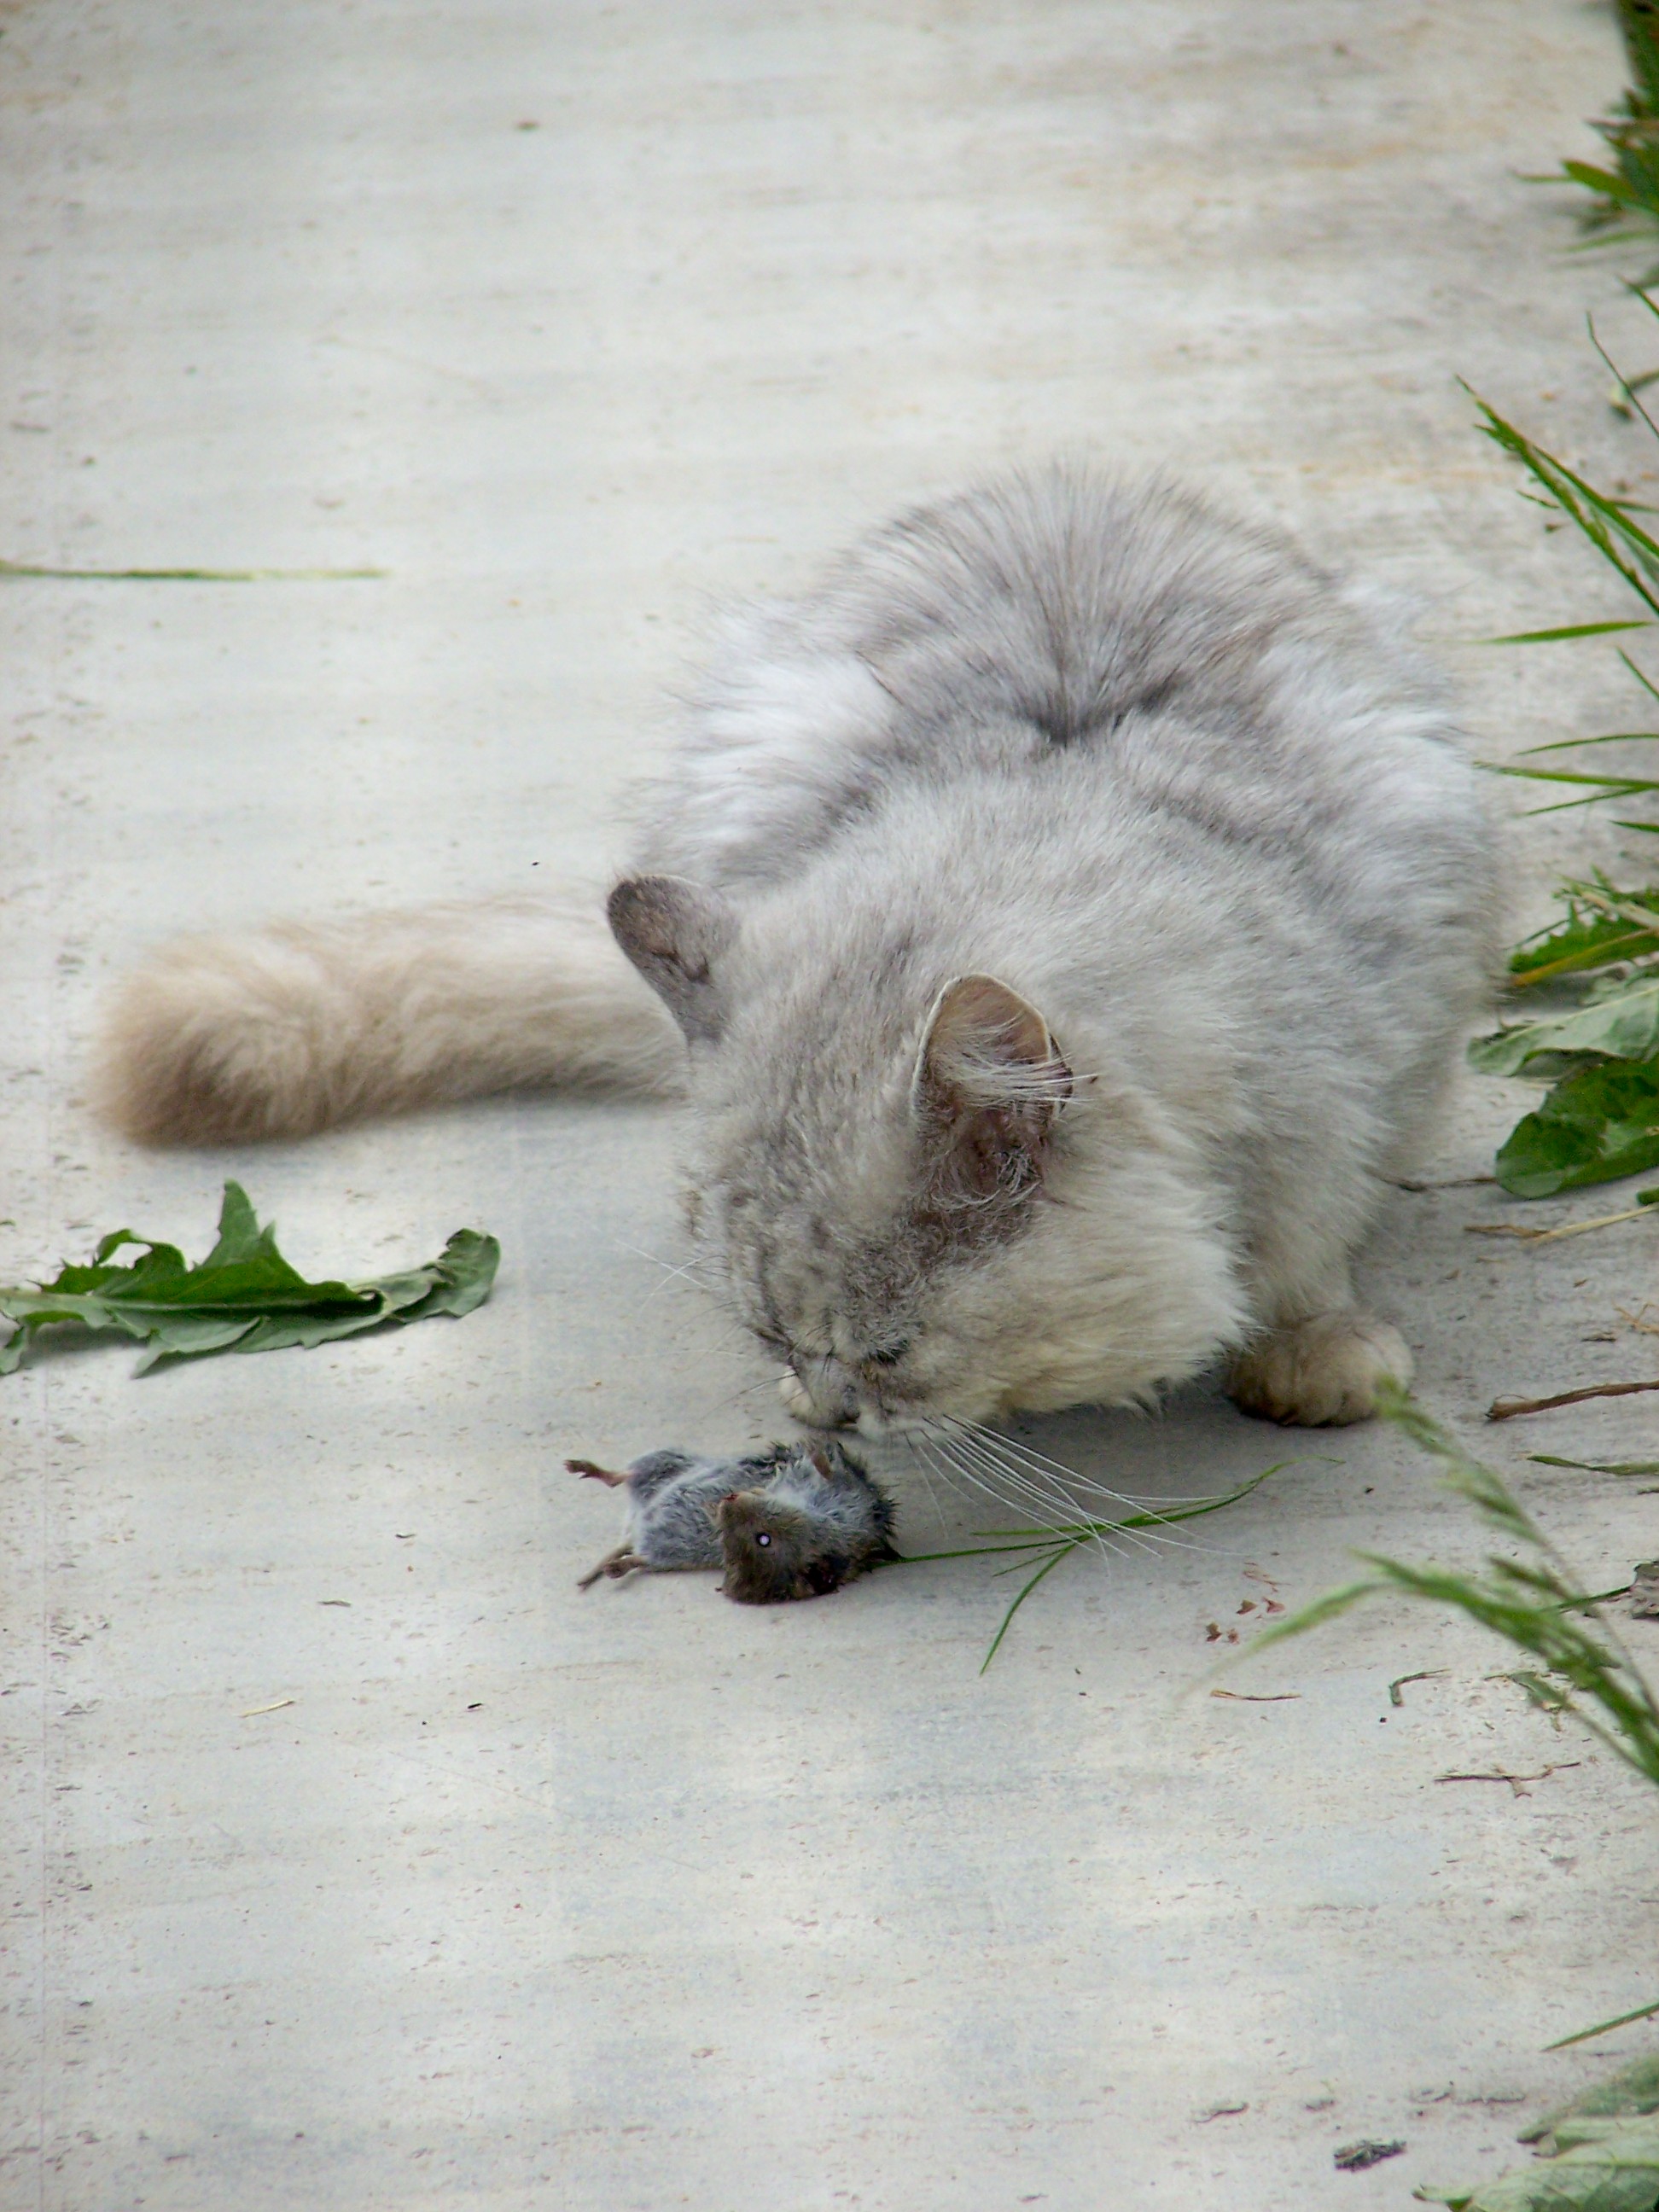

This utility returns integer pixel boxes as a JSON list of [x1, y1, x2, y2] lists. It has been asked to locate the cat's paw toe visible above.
[[1227, 1312, 1412, 1427]]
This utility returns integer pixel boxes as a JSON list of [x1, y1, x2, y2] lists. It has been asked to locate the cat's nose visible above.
[[778, 1353, 858, 1428]]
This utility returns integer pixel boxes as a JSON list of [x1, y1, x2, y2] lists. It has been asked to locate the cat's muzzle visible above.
[[778, 1353, 860, 1429]]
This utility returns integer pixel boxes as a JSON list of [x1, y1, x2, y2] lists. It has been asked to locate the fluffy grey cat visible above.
[[99, 469, 1499, 1429]]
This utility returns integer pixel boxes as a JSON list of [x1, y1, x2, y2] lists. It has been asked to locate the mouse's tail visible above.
[[95, 891, 684, 1145]]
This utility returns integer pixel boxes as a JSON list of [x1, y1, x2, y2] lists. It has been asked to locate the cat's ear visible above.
[[912, 974, 1073, 1202], [608, 875, 738, 1045]]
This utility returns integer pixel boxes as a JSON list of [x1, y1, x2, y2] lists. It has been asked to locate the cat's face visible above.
[[614, 875, 1098, 1427], [687, 1064, 1077, 1430], [690, 1066, 1245, 1431], [609, 874, 1245, 1429], [714, 1192, 1048, 1430]]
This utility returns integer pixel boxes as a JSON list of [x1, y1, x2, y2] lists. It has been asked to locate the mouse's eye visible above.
[[865, 1340, 910, 1368], [755, 1532, 771, 1547]]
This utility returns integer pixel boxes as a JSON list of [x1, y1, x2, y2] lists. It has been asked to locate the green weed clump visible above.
[[1468, 363, 1659, 1192], [1461, 3, 1659, 1196], [1537, 0, 1659, 280]]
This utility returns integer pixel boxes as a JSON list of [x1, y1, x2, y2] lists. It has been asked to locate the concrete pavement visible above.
[[3, 5, 1658, 2207]]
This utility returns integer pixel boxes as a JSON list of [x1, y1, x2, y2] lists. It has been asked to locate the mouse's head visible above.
[[713, 1488, 847, 1605]]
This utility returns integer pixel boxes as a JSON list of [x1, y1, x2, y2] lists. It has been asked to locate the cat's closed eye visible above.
[[864, 1341, 911, 1368]]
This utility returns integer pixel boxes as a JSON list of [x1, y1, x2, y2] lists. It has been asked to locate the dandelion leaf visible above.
[[1471, 981, 1659, 1075], [0, 1184, 499, 1376], [1521, 2056, 1659, 2147], [1415, 2117, 1659, 2211], [1494, 1059, 1659, 1196]]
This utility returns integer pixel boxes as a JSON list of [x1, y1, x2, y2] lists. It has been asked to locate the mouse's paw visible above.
[[1226, 1311, 1412, 1427], [576, 1545, 647, 1590]]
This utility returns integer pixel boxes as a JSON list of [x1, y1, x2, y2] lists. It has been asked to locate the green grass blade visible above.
[[1487, 763, 1659, 795], [952, 1463, 1295, 1554], [1545, 1999, 1659, 2052], [892, 1540, 1068, 1563], [0, 561, 385, 582], [899, 1463, 1292, 1667], [1516, 731, 1659, 754], [902, 1461, 1296, 1586], [1560, 156, 1651, 206], [1589, 311, 1659, 444], [1528, 1453, 1659, 1476], [1479, 620, 1655, 643], [980, 1544, 1074, 1674], [1464, 386, 1659, 614]]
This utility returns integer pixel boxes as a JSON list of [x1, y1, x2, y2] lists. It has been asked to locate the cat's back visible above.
[[806, 467, 1379, 739], [636, 468, 1440, 890]]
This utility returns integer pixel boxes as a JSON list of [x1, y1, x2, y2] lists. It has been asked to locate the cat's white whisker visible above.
[[943, 1414, 1227, 1525], [614, 1240, 717, 1306], [935, 1415, 1223, 1561], [938, 1417, 1167, 1548], [942, 1414, 1146, 1513], [921, 1423, 1127, 1557], [899, 1435, 947, 1530], [915, 1425, 1057, 1527]]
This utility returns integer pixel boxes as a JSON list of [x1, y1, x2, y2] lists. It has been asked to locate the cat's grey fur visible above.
[[98, 468, 1499, 1429]]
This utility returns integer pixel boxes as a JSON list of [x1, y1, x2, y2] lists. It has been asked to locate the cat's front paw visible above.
[[1226, 1312, 1413, 1427]]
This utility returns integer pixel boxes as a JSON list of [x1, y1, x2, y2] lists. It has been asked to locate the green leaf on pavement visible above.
[[1494, 1059, 1659, 1196], [1415, 2112, 1659, 2210], [1521, 2055, 1659, 2147], [0, 1183, 498, 1376], [1471, 981, 1659, 1074]]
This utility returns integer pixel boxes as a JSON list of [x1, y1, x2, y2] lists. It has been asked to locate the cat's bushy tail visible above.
[[95, 894, 683, 1144]]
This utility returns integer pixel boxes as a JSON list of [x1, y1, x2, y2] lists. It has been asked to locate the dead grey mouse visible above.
[[568, 1437, 898, 1604]]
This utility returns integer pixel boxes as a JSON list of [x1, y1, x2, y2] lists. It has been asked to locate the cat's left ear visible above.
[[608, 874, 738, 1045], [911, 975, 1073, 1202]]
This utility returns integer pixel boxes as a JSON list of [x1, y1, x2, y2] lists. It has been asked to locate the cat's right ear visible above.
[[912, 973, 1073, 1202], [608, 875, 739, 1045]]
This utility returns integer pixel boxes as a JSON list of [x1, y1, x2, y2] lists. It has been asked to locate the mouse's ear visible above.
[[608, 875, 739, 1045], [806, 1443, 835, 1481], [911, 974, 1073, 1202], [705, 1489, 740, 1527]]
